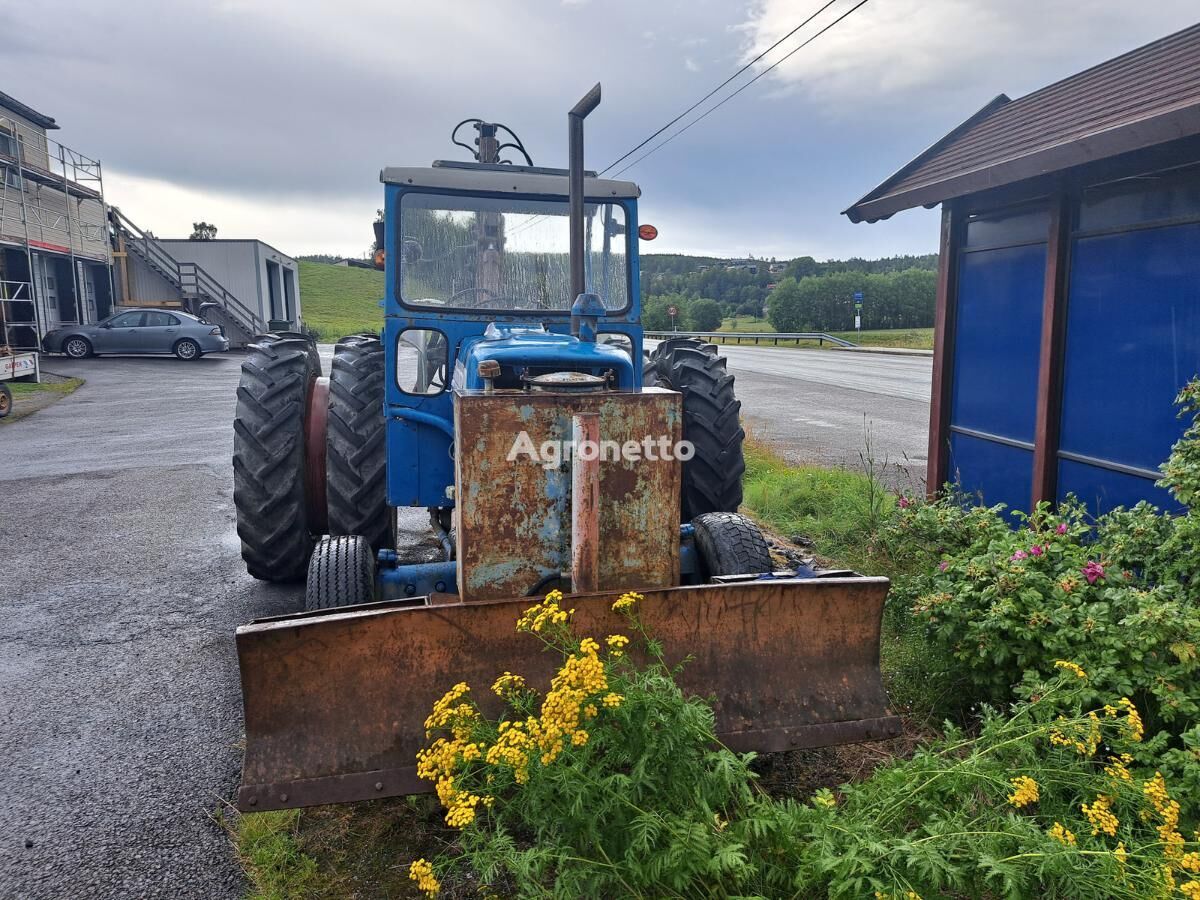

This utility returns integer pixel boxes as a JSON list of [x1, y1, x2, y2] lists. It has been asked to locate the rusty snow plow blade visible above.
[[236, 576, 900, 812]]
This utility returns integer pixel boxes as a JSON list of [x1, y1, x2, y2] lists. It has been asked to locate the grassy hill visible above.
[[298, 261, 384, 341]]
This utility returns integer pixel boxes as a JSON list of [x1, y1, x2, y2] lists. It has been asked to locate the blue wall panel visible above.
[[1060, 224, 1200, 478], [1057, 458, 1176, 514], [948, 431, 1033, 517], [950, 244, 1047, 443]]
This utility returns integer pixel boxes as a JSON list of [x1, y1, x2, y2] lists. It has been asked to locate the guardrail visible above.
[[645, 330, 858, 348]]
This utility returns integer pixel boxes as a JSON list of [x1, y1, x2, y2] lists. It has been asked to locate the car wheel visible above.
[[0, 383, 11, 418], [64, 337, 92, 359], [174, 338, 200, 360]]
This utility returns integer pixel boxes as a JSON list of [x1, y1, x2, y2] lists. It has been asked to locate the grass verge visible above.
[[226, 797, 452, 899], [298, 261, 385, 342], [710, 322, 933, 351], [2, 376, 84, 423]]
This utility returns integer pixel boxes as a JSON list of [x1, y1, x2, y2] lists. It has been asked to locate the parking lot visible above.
[[1, 353, 267, 898]]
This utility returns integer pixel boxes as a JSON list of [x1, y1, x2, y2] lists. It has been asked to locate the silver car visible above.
[[42, 308, 230, 360]]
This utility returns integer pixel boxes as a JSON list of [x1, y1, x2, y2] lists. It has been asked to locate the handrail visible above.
[[110, 207, 266, 334], [644, 330, 859, 348]]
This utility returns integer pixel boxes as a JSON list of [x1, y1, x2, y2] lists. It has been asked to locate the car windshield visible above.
[[398, 192, 629, 313]]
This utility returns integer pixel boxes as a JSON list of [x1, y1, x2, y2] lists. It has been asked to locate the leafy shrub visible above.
[[883, 380, 1200, 744], [408, 595, 1200, 898]]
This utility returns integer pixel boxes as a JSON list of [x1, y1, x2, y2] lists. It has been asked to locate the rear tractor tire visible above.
[[233, 333, 324, 582], [305, 535, 376, 611], [651, 337, 745, 520], [326, 333, 393, 552], [692, 512, 772, 578]]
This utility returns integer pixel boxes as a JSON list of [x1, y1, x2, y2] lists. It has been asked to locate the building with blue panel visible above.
[[844, 24, 1200, 514]]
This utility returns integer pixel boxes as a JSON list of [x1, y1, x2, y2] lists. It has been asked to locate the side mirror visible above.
[[101, 322, 113, 329]]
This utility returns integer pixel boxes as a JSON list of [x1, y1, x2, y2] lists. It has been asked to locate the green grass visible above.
[[8, 377, 83, 395], [718, 316, 774, 333], [829, 327, 933, 350], [740, 442, 894, 572], [298, 261, 384, 342], [713, 319, 932, 350]]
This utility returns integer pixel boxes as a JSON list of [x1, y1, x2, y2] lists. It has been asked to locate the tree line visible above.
[[767, 268, 937, 333], [640, 252, 937, 333]]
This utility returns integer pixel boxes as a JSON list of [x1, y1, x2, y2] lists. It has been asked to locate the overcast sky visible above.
[[2, 1, 1196, 260]]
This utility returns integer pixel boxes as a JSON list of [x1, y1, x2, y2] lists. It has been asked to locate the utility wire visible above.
[[611, 0, 872, 179], [600, 0, 840, 175]]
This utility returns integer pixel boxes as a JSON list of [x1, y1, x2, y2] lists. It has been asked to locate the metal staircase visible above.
[[109, 207, 266, 344]]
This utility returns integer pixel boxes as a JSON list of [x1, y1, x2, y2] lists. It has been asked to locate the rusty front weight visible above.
[[235, 576, 901, 811]]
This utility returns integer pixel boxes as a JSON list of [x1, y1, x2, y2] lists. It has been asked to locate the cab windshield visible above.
[[398, 192, 629, 313]]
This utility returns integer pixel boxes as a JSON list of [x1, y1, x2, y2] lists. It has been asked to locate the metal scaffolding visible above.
[[0, 113, 113, 351]]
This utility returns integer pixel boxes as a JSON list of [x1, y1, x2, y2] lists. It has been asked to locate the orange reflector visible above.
[[373, 248, 386, 270], [638, 224, 658, 241]]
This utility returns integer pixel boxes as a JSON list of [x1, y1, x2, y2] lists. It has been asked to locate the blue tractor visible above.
[[230, 86, 897, 812]]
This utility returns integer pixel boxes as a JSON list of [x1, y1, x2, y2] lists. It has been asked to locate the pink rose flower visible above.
[[1082, 560, 1105, 585], [1011, 550, 1028, 561], [1056, 523, 1068, 535], [897, 496, 911, 509], [1029, 544, 1044, 557], [938, 560, 949, 572]]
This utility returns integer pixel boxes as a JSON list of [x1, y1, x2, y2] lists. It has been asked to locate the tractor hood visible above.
[[454, 324, 635, 391]]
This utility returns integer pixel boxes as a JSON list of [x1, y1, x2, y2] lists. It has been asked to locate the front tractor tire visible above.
[[326, 333, 392, 551], [305, 535, 376, 611], [692, 512, 772, 578], [233, 334, 323, 582], [651, 337, 745, 520]]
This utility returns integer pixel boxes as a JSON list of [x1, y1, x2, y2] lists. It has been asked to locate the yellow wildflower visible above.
[[1115, 842, 1128, 880], [612, 590, 643, 613], [571, 729, 589, 747], [606, 634, 630, 657], [1007, 776, 1040, 808], [1119, 697, 1144, 742], [1181, 881, 1200, 900], [602, 692, 624, 708], [1054, 660, 1088, 680], [408, 859, 440, 896], [1182, 852, 1200, 873], [516, 590, 571, 633], [579, 637, 600, 655], [1082, 794, 1119, 836], [490, 672, 526, 698], [583, 703, 598, 718], [1048, 822, 1077, 846], [1104, 755, 1133, 782]]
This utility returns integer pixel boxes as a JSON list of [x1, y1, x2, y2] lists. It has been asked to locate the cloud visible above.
[[739, 0, 1199, 118], [1, 1, 1195, 261]]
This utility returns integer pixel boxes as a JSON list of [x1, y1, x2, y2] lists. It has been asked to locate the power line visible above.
[[611, 0, 872, 179], [599, 0, 840, 176]]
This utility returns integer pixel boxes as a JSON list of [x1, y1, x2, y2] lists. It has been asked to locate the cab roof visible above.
[[380, 161, 640, 199]]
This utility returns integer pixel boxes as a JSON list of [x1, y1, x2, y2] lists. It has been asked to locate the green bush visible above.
[[883, 380, 1200, 744], [408, 594, 1200, 898]]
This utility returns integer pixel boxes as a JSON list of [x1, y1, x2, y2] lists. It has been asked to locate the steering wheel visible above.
[[449, 287, 524, 310]]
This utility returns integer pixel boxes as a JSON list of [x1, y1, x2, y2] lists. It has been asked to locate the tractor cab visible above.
[[378, 161, 646, 510]]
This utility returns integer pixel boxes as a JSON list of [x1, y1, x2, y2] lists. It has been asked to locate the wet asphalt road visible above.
[[0, 352, 274, 899], [721, 346, 931, 491], [0, 343, 928, 897]]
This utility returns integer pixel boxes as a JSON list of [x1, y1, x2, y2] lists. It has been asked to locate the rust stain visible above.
[[236, 577, 899, 811], [454, 388, 681, 601]]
